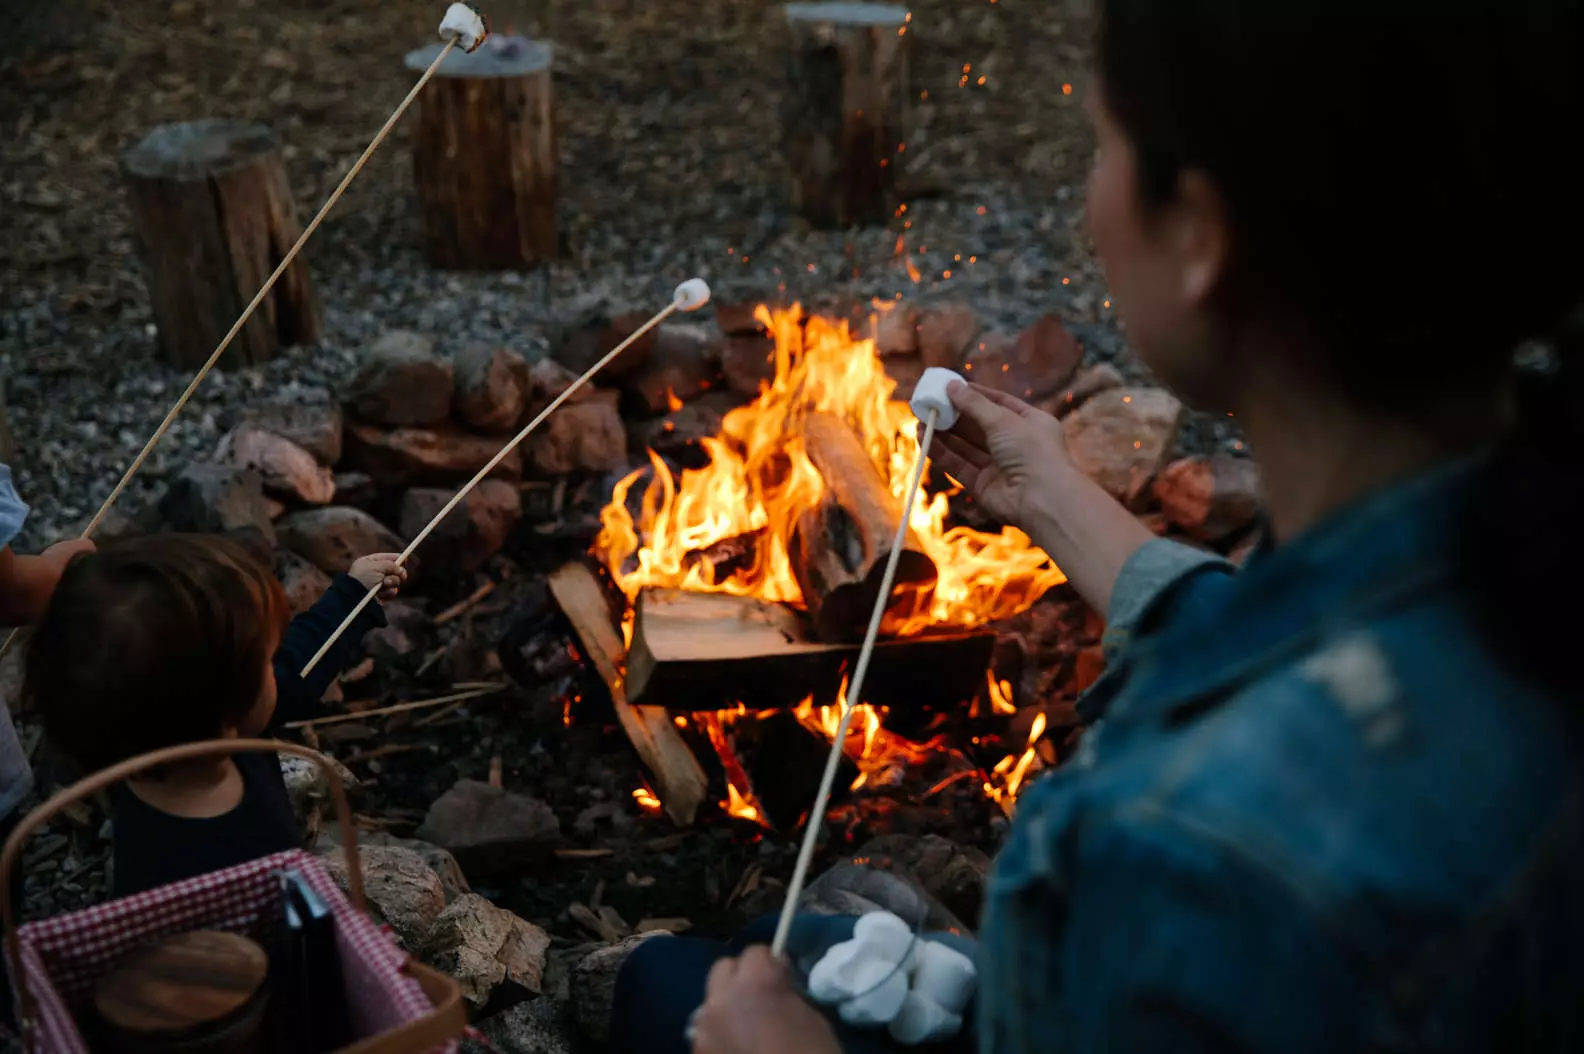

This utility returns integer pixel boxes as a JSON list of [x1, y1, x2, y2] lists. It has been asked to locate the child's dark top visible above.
[[109, 575, 384, 897]]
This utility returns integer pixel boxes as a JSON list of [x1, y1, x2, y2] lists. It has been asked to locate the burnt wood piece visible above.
[[121, 119, 322, 368], [730, 708, 859, 832], [548, 562, 708, 826], [406, 37, 557, 270], [782, 3, 910, 228], [789, 412, 936, 642], [626, 587, 994, 715]]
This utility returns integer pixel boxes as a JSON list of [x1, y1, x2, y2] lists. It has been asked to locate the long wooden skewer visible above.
[[0, 38, 459, 663], [770, 408, 940, 957], [298, 293, 697, 677]]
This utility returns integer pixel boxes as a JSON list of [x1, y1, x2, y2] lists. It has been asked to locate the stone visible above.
[[244, 402, 344, 465], [397, 480, 521, 578], [801, 860, 966, 935], [279, 752, 357, 829], [522, 358, 597, 422], [319, 825, 471, 905], [523, 392, 628, 477], [158, 463, 275, 544], [1062, 387, 1184, 503], [320, 844, 446, 951], [570, 933, 669, 1044], [618, 322, 724, 417], [883, 356, 926, 403], [964, 314, 1082, 405], [916, 303, 980, 370], [720, 333, 777, 397], [331, 470, 379, 511], [276, 548, 333, 616], [1046, 362, 1126, 417], [362, 599, 429, 663], [454, 344, 532, 435], [713, 300, 771, 336], [348, 330, 454, 426], [343, 419, 523, 487], [555, 311, 657, 384], [276, 506, 404, 575], [215, 422, 335, 505], [475, 998, 578, 1054], [1154, 455, 1263, 542], [420, 893, 552, 1007], [868, 303, 919, 358], [415, 779, 561, 878], [55, 507, 142, 545]]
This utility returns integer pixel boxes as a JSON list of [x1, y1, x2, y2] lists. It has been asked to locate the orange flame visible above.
[[632, 786, 662, 815], [595, 305, 1065, 637], [986, 711, 1047, 815]]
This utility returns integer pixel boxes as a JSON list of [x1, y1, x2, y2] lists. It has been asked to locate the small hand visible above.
[[348, 553, 408, 599], [932, 381, 1074, 527], [690, 947, 840, 1054]]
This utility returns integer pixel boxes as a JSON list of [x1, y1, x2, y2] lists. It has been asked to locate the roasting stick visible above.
[[770, 389, 957, 957], [0, 7, 492, 663], [299, 278, 714, 678]]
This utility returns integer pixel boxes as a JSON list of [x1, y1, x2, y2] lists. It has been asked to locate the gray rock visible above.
[[474, 997, 579, 1054], [454, 344, 532, 434], [158, 463, 276, 543], [1062, 387, 1184, 504], [349, 330, 454, 426], [319, 844, 446, 951], [415, 779, 561, 878], [216, 422, 335, 504], [244, 401, 344, 465], [420, 893, 552, 1007], [569, 933, 669, 1044], [276, 505, 404, 575]]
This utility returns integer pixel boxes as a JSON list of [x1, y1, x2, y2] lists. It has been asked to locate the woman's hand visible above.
[[932, 381, 1074, 528], [348, 553, 408, 599], [690, 947, 841, 1054]]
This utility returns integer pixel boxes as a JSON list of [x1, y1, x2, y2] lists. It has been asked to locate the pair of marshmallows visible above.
[[909, 367, 966, 430], [806, 911, 977, 1046], [438, 3, 490, 53]]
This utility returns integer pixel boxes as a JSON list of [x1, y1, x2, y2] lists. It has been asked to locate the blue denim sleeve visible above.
[[980, 781, 1369, 1054], [0, 464, 30, 551], [1102, 539, 1236, 663]]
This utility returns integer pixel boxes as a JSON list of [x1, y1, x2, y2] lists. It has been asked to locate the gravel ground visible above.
[[0, 0, 1238, 549]]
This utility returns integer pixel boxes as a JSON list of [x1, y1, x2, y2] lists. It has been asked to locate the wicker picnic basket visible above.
[[0, 739, 466, 1053]]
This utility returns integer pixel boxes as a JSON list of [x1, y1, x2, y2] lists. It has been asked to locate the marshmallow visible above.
[[853, 911, 916, 967], [837, 967, 909, 1028], [911, 939, 977, 1016], [673, 277, 711, 312], [909, 366, 964, 430], [438, 3, 489, 53], [888, 990, 963, 1046]]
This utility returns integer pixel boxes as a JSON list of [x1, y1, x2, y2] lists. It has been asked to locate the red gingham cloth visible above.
[[7, 848, 455, 1053]]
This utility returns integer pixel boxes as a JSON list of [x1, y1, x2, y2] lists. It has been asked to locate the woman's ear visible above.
[[1173, 170, 1231, 306]]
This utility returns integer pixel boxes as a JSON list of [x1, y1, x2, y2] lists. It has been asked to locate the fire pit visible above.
[[552, 304, 1067, 833]]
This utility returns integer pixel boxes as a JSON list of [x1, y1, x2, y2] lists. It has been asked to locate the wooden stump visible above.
[[121, 119, 322, 370], [406, 36, 557, 271], [782, 3, 910, 228]]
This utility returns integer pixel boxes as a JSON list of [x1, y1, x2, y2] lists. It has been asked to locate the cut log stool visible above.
[[405, 36, 557, 271], [782, 3, 910, 228], [121, 120, 322, 369]]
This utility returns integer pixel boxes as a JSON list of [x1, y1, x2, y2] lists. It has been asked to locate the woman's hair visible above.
[[1096, 0, 1584, 694], [23, 533, 290, 772]]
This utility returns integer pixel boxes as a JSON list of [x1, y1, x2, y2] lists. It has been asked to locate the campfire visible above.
[[582, 305, 1067, 828]]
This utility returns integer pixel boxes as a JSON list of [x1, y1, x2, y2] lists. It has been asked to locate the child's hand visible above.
[[349, 554, 407, 599], [40, 538, 96, 572]]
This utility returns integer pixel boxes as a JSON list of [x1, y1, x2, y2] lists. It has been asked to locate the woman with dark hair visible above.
[[683, 0, 1584, 1051]]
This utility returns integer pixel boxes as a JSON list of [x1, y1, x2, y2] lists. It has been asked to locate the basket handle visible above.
[[0, 738, 365, 1036], [335, 960, 467, 1054]]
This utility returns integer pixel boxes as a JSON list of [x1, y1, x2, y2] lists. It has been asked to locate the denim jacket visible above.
[[978, 458, 1582, 1053]]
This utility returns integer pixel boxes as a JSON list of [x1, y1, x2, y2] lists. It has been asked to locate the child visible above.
[[21, 533, 407, 896]]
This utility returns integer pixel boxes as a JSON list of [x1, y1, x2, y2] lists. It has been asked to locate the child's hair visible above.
[[23, 533, 290, 772]]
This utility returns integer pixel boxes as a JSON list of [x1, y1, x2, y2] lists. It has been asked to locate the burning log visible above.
[[782, 3, 910, 228], [625, 588, 994, 715], [791, 413, 936, 642], [729, 710, 858, 832], [547, 563, 708, 826], [405, 37, 557, 270], [121, 119, 322, 369]]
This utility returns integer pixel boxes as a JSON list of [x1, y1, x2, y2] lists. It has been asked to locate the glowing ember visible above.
[[632, 786, 663, 815], [595, 304, 1065, 639]]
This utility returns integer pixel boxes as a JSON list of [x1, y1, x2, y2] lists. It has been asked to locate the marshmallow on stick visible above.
[[439, 3, 490, 52], [298, 278, 712, 678], [910, 366, 964, 430]]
